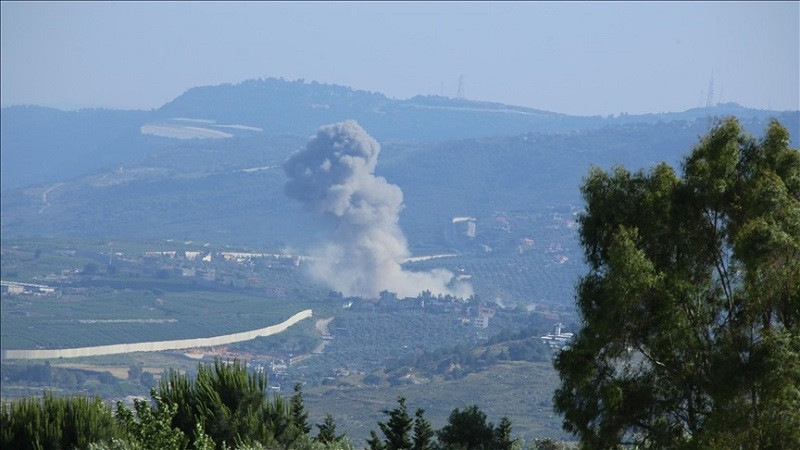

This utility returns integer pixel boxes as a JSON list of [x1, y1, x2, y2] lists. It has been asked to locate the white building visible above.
[[540, 323, 574, 350]]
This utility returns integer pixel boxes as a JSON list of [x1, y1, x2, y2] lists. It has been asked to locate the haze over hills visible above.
[[2, 77, 798, 446], [2, 117, 793, 253], [2, 78, 798, 256], [2, 77, 797, 191]]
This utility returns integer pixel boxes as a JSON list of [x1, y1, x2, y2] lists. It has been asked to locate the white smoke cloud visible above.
[[283, 120, 473, 299]]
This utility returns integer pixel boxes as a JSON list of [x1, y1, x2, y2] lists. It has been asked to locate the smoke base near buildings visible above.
[[283, 120, 472, 299]]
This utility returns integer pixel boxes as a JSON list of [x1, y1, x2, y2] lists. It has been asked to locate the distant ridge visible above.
[[2, 76, 797, 190], [154, 77, 796, 141]]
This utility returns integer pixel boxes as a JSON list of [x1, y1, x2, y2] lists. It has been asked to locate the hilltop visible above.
[[3, 77, 796, 190]]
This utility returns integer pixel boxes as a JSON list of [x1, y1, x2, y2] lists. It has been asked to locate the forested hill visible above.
[[3, 117, 795, 253], [3, 76, 797, 190], [154, 77, 795, 141]]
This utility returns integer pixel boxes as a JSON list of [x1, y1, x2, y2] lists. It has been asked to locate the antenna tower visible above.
[[706, 70, 715, 108]]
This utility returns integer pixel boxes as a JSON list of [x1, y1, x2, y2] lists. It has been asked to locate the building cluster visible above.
[[462, 307, 496, 329], [539, 322, 574, 350], [1, 281, 56, 296], [143, 249, 302, 266]]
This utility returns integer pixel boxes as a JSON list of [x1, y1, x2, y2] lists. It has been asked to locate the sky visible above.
[[1, 1, 798, 116]]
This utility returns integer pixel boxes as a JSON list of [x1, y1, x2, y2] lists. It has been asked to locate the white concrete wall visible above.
[[1, 309, 313, 360]]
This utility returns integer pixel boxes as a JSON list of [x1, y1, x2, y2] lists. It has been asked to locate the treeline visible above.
[[1, 359, 569, 450], [382, 325, 551, 382], [1, 361, 152, 400]]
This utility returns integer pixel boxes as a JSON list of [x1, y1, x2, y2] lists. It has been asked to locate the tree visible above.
[[82, 262, 99, 275], [530, 438, 568, 450], [139, 371, 155, 388], [115, 396, 189, 450], [315, 413, 344, 445], [554, 117, 800, 448], [1, 393, 120, 449], [492, 416, 516, 450], [436, 405, 495, 450], [368, 396, 413, 450], [154, 358, 293, 449], [367, 430, 387, 450], [98, 371, 116, 385], [291, 382, 312, 436], [27, 361, 53, 383], [412, 408, 434, 450], [127, 364, 143, 382]]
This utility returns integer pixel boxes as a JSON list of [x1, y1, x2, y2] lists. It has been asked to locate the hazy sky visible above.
[[2, 1, 798, 116]]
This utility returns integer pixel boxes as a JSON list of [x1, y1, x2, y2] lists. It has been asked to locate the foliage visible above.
[[115, 395, 189, 450], [530, 438, 570, 450], [412, 409, 435, 450], [493, 416, 517, 450], [367, 399, 523, 450], [1, 383, 562, 450], [367, 430, 388, 450], [304, 361, 562, 446], [292, 382, 312, 436], [382, 322, 551, 384], [154, 358, 300, 449], [128, 364, 143, 382], [373, 396, 414, 450], [3, 361, 54, 384], [554, 117, 800, 448], [0, 392, 119, 449], [315, 413, 346, 445], [436, 405, 495, 450]]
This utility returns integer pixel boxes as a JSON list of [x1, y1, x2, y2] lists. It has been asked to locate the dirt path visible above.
[[315, 317, 334, 337], [290, 318, 334, 365], [39, 183, 64, 214]]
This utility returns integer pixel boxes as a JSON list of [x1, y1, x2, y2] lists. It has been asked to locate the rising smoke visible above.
[[283, 120, 473, 299]]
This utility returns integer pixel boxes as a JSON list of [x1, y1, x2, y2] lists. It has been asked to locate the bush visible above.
[[1, 392, 120, 449]]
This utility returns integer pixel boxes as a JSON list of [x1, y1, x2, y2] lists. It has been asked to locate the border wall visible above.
[[1, 309, 313, 360]]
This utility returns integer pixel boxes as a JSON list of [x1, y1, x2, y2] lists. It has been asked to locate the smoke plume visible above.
[[283, 120, 473, 299]]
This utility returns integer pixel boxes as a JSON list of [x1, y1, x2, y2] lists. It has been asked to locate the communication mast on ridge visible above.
[[706, 70, 715, 108], [457, 75, 465, 99]]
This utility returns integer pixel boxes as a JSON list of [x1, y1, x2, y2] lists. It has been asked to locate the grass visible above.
[[1, 234, 580, 445], [1, 288, 306, 349], [303, 361, 569, 446]]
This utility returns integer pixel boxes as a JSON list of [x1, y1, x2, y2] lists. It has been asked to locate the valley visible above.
[[2, 77, 796, 447]]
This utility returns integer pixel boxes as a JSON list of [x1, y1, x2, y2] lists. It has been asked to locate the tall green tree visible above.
[[436, 405, 495, 450], [315, 413, 345, 445], [492, 416, 516, 450], [368, 397, 413, 450], [291, 382, 312, 436], [155, 358, 293, 449], [554, 117, 800, 448], [115, 396, 189, 450], [412, 408, 434, 450], [127, 364, 143, 382], [366, 430, 387, 450], [1, 392, 119, 449]]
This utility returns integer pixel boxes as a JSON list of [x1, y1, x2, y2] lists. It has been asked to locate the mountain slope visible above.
[[4, 77, 795, 191], [5, 117, 794, 253]]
